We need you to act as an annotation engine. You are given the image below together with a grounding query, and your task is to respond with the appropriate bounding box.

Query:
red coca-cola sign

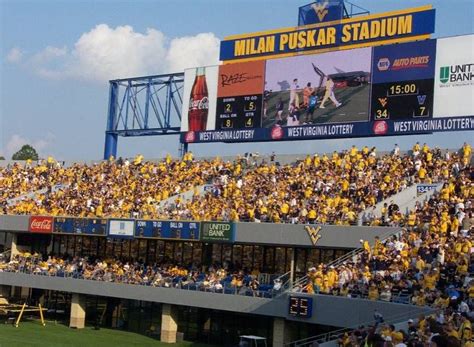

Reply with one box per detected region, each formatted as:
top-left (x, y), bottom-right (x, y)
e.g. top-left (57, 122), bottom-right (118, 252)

top-left (270, 125), bottom-right (284, 140)
top-left (373, 121), bottom-right (388, 135)
top-left (188, 67), bottom-right (209, 132)
top-left (29, 216), bottom-right (54, 233)
top-left (184, 131), bottom-right (196, 143)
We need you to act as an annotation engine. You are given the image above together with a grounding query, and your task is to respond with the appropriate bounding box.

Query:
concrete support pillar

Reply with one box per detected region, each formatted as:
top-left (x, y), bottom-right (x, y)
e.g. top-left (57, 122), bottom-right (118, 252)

top-left (160, 304), bottom-right (178, 343)
top-left (70, 294), bottom-right (86, 329)
top-left (273, 317), bottom-right (289, 347)
top-left (10, 234), bottom-right (19, 260)
top-left (290, 250), bottom-right (296, 286)
top-left (0, 285), bottom-right (10, 299)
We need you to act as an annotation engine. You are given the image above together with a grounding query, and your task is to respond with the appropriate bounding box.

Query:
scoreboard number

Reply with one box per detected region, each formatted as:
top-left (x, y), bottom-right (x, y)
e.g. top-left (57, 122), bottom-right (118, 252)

top-left (244, 101), bottom-right (256, 111)
top-left (222, 119), bottom-right (234, 128)
top-left (288, 296), bottom-right (313, 318)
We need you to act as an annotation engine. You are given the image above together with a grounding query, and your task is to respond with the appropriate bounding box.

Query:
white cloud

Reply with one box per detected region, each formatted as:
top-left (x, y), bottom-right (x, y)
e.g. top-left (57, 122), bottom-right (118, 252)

top-left (21, 24), bottom-right (220, 82)
top-left (4, 134), bottom-right (55, 159)
top-left (6, 47), bottom-right (23, 63)
top-left (166, 33), bottom-right (220, 72)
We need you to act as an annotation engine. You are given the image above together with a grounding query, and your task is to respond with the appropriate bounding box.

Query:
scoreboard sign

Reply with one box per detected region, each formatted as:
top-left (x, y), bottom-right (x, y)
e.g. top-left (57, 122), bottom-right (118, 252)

top-left (216, 61), bottom-right (265, 130)
top-left (135, 220), bottom-right (200, 241)
top-left (180, 34), bottom-right (474, 144)
top-left (371, 39), bottom-right (436, 121)
top-left (53, 217), bottom-right (107, 236)
top-left (289, 296), bottom-right (313, 318)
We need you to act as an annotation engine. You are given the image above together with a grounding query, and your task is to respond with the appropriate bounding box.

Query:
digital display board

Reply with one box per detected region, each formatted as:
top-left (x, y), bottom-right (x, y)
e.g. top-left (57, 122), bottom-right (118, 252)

top-left (371, 39), bottom-right (436, 121)
top-left (135, 220), bottom-right (200, 241)
top-left (289, 296), bottom-right (313, 318)
top-left (108, 219), bottom-right (135, 239)
top-left (180, 35), bottom-right (474, 144)
top-left (216, 60), bottom-right (265, 130)
top-left (53, 217), bottom-right (107, 236)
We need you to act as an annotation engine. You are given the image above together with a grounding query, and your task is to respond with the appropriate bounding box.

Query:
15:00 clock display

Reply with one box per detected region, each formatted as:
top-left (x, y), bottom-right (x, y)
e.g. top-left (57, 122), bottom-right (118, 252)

top-left (371, 79), bottom-right (434, 121)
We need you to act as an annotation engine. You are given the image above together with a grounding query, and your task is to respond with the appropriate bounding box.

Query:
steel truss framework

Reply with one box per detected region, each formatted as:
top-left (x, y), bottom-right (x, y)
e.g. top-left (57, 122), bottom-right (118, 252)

top-left (103, 72), bottom-right (185, 159)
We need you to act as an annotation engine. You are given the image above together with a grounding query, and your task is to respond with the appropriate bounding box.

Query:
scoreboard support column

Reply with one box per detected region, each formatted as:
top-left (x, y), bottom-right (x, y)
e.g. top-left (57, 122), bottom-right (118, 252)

top-left (273, 317), bottom-right (290, 346)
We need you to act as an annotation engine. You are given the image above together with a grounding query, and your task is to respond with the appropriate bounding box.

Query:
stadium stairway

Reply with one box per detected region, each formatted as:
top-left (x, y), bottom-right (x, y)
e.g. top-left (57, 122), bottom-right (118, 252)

top-left (288, 227), bottom-right (399, 293)
top-left (357, 182), bottom-right (443, 225)
top-left (284, 310), bottom-right (433, 347)
top-left (158, 184), bottom-right (213, 208)
top-left (6, 183), bottom-right (69, 207)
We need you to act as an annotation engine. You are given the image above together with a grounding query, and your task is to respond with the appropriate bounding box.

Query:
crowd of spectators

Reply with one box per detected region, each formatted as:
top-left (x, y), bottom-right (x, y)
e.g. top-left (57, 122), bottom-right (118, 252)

top-left (337, 310), bottom-right (473, 347)
top-left (0, 252), bottom-right (279, 298)
top-left (1, 143), bottom-right (471, 226)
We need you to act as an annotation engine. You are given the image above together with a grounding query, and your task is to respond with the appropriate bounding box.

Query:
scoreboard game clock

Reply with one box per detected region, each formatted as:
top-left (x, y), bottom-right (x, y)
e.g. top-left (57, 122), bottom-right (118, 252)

top-left (288, 296), bottom-right (313, 318)
top-left (216, 95), bottom-right (263, 130)
top-left (371, 79), bottom-right (434, 120)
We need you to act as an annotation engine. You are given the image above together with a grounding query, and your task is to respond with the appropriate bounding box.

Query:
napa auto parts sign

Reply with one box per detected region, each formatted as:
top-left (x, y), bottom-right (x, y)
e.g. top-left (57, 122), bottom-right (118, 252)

top-left (29, 216), bottom-right (54, 233)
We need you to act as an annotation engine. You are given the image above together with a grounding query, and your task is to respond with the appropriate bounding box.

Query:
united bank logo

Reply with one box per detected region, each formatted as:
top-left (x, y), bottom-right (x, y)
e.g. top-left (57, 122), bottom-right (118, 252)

top-left (439, 64), bottom-right (474, 85)
top-left (440, 66), bottom-right (450, 84)
top-left (311, 1), bottom-right (329, 22)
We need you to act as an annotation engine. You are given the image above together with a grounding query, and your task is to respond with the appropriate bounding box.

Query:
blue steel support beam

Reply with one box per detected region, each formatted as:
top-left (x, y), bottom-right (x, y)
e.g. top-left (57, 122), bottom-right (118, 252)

top-left (104, 82), bottom-right (119, 159)
top-left (103, 72), bottom-right (185, 159)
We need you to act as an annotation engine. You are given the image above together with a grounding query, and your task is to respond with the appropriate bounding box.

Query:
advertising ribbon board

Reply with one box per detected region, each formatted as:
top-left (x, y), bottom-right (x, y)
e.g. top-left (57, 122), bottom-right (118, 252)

top-left (201, 222), bottom-right (235, 243)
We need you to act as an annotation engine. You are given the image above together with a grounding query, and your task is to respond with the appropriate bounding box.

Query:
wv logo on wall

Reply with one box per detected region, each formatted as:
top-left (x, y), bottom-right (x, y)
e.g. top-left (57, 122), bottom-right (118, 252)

top-left (298, 0), bottom-right (344, 26)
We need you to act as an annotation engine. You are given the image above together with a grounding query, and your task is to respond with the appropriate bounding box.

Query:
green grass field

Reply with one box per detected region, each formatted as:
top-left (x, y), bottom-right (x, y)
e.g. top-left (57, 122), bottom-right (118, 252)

top-left (0, 320), bottom-right (213, 347)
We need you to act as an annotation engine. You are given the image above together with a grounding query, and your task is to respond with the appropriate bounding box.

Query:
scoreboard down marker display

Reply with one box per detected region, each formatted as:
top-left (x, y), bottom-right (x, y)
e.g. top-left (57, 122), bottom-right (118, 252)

top-left (180, 5), bottom-right (474, 144)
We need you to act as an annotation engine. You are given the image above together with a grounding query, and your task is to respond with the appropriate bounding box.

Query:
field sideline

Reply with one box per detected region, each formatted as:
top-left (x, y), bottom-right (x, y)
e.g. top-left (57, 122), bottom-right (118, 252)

top-left (0, 321), bottom-right (214, 347)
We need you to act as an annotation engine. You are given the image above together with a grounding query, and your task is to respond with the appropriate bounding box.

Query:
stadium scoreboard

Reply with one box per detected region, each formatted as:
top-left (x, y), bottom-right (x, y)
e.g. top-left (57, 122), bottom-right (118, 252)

top-left (289, 296), bottom-right (313, 318)
top-left (134, 220), bottom-right (200, 241)
top-left (178, 4), bottom-right (474, 144)
top-left (53, 217), bottom-right (108, 235)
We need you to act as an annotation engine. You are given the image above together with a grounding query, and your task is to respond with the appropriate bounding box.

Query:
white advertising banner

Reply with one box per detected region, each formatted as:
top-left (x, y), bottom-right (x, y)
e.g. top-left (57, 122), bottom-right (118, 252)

top-left (433, 34), bottom-right (474, 118)
top-left (108, 220), bottom-right (135, 238)
top-left (180, 65), bottom-right (218, 132)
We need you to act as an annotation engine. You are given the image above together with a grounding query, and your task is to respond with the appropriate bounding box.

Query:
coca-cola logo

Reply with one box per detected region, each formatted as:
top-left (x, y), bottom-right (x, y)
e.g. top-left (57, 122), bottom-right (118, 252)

top-left (185, 131), bottom-right (196, 143)
top-left (373, 121), bottom-right (388, 135)
top-left (270, 125), bottom-right (284, 140)
top-left (29, 216), bottom-right (53, 233)
top-left (189, 97), bottom-right (209, 111)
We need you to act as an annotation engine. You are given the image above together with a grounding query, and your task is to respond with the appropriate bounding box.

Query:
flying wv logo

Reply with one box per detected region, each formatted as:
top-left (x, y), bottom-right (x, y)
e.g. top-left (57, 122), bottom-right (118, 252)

top-left (305, 225), bottom-right (322, 245)
top-left (311, 1), bottom-right (329, 22)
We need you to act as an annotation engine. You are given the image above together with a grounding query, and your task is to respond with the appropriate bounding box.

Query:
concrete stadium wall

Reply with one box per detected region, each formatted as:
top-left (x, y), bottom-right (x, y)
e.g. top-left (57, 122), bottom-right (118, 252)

top-left (0, 273), bottom-right (433, 328)
top-left (235, 223), bottom-right (399, 248)
top-left (0, 214), bottom-right (399, 248)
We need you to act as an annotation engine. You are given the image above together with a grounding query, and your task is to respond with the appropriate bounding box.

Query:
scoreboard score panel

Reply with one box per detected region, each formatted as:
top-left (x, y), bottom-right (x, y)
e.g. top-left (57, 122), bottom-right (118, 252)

top-left (371, 79), bottom-right (434, 120)
top-left (216, 95), bottom-right (263, 130)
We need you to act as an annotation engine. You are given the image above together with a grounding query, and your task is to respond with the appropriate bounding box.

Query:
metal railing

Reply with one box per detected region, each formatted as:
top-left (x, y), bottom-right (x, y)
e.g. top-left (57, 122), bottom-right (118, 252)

top-left (285, 306), bottom-right (435, 347)
top-left (0, 266), bottom-right (285, 299)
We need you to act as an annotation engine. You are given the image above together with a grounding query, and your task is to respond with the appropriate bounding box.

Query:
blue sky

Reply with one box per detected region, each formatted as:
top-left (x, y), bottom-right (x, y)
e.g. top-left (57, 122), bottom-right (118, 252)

top-left (1, 0), bottom-right (473, 160)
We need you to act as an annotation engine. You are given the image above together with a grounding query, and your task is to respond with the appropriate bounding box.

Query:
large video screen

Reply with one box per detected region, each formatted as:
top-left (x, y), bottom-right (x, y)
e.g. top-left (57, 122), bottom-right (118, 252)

top-left (180, 35), bottom-right (474, 143)
top-left (264, 47), bottom-right (371, 127)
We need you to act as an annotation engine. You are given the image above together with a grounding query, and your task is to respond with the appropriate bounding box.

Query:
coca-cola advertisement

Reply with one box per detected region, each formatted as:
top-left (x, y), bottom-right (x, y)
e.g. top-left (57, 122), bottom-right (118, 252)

top-left (29, 216), bottom-right (54, 233)
top-left (181, 65), bottom-right (218, 131)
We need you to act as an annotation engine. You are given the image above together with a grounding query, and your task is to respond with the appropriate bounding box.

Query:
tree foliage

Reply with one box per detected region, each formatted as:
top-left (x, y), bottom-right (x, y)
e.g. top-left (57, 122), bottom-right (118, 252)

top-left (12, 145), bottom-right (39, 161)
